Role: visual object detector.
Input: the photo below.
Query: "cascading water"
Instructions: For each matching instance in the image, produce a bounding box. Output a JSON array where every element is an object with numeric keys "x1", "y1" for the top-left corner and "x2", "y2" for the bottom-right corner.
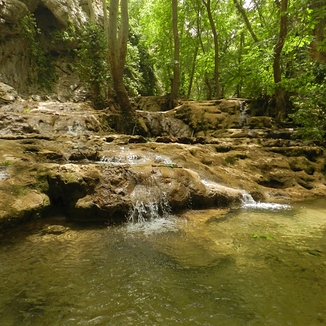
[
  {"x1": 125, "y1": 168, "x2": 180, "y2": 235},
  {"x1": 98, "y1": 146, "x2": 179, "y2": 233},
  {"x1": 241, "y1": 191, "x2": 291, "y2": 210},
  {"x1": 128, "y1": 185, "x2": 171, "y2": 223},
  {"x1": 238, "y1": 100, "x2": 250, "y2": 127},
  {"x1": 99, "y1": 146, "x2": 291, "y2": 231},
  {"x1": 99, "y1": 147, "x2": 175, "y2": 166}
]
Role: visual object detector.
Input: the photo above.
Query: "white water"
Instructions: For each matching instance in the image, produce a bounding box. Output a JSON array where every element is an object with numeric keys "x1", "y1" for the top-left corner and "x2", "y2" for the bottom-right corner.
[
  {"x1": 126, "y1": 216, "x2": 179, "y2": 235},
  {"x1": 127, "y1": 177, "x2": 291, "y2": 236},
  {"x1": 240, "y1": 192, "x2": 291, "y2": 211},
  {"x1": 126, "y1": 191, "x2": 178, "y2": 235},
  {"x1": 100, "y1": 147, "x2": 175, "y2": 166}
]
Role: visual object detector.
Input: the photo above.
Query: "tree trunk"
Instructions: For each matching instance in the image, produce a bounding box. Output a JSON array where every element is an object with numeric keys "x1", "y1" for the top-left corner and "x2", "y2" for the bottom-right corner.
[
  {"x1": 87, "y1": 0, "x2": 95, "y2": 24},
  {"x1": 236, "y1": 31, "x2": 244, "y2": 97},
  {"x1": 273, "y1": 0, "x2": 288, "y2": 121},
  {"x1": 310, "y1": 1, "x2": 326, "y2": 63},
  {"x1": 102, "y1": 0, "x2": 109, "y2": 44},
  {"x1": 171, "y1": 0, "x2": 180, "y2": 107},
  {"x1": 233, "y1": 0, "x2": 259, "y2": 43},
  {"x1": 187, "y1": 44, "x2": 199, "y2": 99},
  {"x1": 108, "y1": 0, "x2": 135, "y2": 133},
  {"x1": 202, "y1": 0, "x2": 221, "y2": 98},
  {"x1": 101, "y1": 0, "x2": 114, "y2": 100}
]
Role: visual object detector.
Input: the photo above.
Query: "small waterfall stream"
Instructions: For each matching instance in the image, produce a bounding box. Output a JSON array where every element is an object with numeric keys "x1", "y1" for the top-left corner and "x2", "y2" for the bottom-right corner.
[
  {"x1": 128, "y1": 185, "x2": 171, "y2": 223},
  {"x1": 98, "y1": 146, "x2": 291, "y2": 231},
  {"x1": 126, "y1": 181, "x2": 178, "y2": 235},
  {"x1": 240, "y1": 191, "x2": 291, "y2": 210}
]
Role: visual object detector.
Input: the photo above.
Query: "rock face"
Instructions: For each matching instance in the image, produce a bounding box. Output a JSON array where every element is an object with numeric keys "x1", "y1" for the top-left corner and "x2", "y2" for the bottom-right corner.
[
  {"x1": 0, "y1": 96, "x2": 325, "y2": 231},
  {"x1": 0, "y1": 0, "x2": 29, "y2": 23},
  {"x1": 0, "y1": 82, "x2": 19, "y2": 103},
  {"x1": 0, "y1": 0, "x2": 96, "y2": 98},
  {"x1": 1, "y1": 2, "x2": 324, "y2": 232}
]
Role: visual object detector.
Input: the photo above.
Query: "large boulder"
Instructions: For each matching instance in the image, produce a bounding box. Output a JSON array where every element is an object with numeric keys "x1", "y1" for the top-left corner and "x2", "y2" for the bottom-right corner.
[
  {"x1": 43, "y1": 162, "x2": 244, "y2": 222},
  {"x1": 0, "y1": 0, "x2": 29, "y2": 23},
  {"x1": 0, "y1": 82, "x2": 19, "y2": 104}
]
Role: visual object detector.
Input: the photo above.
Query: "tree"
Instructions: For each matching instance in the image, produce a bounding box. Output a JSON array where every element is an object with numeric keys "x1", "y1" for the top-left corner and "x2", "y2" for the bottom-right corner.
[
  {"x1": 273, "y1": 0, "x2": 288, "y2": 120},
  {"x1": 202, "y1": 0, "x2": 221, "y2": 98},
  {"x1": 171, "y1": 0, "x2": 180, "y2": 105},
  {"x1": 108, "y1": 0, "x2": 135, "y2": 133},
  {"x1": 310, "y1": 0, "x2": 326, "y2": 63},
  {"x1": 76, "y1": 23, "x2": 109, "y2": 106},
  {"x1": 88, "y1": 0, "x2": 95, "y2": 23},
  {"x1": 233, "y1": 0, "x2": 259, "y2": 43}
]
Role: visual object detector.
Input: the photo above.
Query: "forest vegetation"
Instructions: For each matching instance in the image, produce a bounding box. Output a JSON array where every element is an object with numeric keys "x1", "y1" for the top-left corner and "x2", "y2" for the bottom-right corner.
[{"x1": 19, "y1": 0, "x2": 326, "y2": 137}]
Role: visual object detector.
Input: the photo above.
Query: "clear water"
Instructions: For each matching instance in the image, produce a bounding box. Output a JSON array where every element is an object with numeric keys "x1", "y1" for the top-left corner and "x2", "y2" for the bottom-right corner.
[{"x1": 0, "y1": 199, "x2": 325, "y2": 326}]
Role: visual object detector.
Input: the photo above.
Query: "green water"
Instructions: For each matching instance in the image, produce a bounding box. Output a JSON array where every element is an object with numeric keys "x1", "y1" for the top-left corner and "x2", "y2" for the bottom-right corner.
[{"x1": 0, "y1": 199, "x2": 325, "y2": 326}]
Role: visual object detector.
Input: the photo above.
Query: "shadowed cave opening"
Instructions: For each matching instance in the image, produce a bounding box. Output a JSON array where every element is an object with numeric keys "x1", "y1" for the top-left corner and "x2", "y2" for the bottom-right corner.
[{"x1": 33, "y1": 5, "x2": 65, "y2": 53}]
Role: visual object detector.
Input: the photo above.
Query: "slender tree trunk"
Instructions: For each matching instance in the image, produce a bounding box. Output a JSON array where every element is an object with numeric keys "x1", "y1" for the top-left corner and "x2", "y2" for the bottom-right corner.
[
  {"x1": 108, "y1": 0, "x2": 135, "y2": 133},
  {"x1": 102, "y1": 0, "x2": 109, "y2": 43},
  {"x1": 187, "y1": 44, "x2": 199, "y2": 99},
  {"x1": 310, "y1": 1, "x2": 326, "y2": 63},
  {"x1": 205, "y1": 76, "x2": 213, "y2": 100},
  {"x1": 233, "y1": 0, "x2": 259, "y2": 43},
  {"x1": 101, "y1": 0, "x2": 114, "y2": 100},
  {"x1": 273, "y1": 0, "x2": 288, "y2": 121},
  {"x1": 87, "y1": 0, "x2": 95, "y2": 23},
  {"x1": 202, "y1": 0, "x2": 221, "y2": 98},
  {"x1": 236, "y1": 31, "x2": 244, "y2": 97},
  {"x1": 171, "y1": 0, "x2": 180, "y2": 107}
]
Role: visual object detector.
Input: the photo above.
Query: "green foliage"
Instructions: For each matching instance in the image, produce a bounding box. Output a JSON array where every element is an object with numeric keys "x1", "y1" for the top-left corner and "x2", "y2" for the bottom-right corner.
[
  {"x1": 1, "y1": 161, "x2": 12, "y2": 166},
  {"x1": 20, "y1": 13, "x2": 56, "y2": 91},
  {"x1": 137, "y1": 0, "x2": 174, "y2": 94},
  {"x1": 124, "y1": 42, "x2": 143, "y2": 96},
  {"x1": 75, "y1": 21, "x2": 156, "y2": 105},
  {"x1": 17, "y1": 0, "x2": 326, "y2": 139},
  {"x1": 289, "y1": 63, "x2": 326, "y2": 140},
  {"x1": 51, "y1": 19, "x2": 77, "y2": 44},
  {"x1": 75, "y1": 24, "x2": 110, "y2": 107},
  {"x1": 131, "y1": 0, "x2": 325, "y2": 109},
  {"x1": 252, "y1": 233, "x2": 274, "y2": 240},
  {"x1": 125, "y1": 31, "x2": 158, "y2": 96}
]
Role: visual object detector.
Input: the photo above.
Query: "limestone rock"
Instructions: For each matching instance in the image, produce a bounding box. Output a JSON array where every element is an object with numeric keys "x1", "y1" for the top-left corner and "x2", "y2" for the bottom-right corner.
[
  {"x1": 0, "y1": 189, "x2": 50, "y2": 230},
  {"x1": 0, "y1": 82, "x2": 19, "y2": 103},
  {"x1": 137, "y1": 111, "x2": 193, "y2": 137},
  {"x1": 0, "y1": 99, "x2": 325, "y2": 231},
  {"x1": 0, "y1": 0, "x2": 29, "y2": 23}
]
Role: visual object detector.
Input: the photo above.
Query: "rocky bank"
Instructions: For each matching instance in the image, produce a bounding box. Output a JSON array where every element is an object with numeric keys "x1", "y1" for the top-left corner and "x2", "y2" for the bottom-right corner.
[
  {"x1": 0, "y1": 1, "x2": 325, "y2": 232},
  {"x1": 0, "y1": 90, "x2": 325, "y2": 231}
]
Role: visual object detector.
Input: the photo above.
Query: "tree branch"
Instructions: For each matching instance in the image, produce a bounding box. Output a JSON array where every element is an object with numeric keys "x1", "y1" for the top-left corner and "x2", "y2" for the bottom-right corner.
[{"x1": 233, "y1": 0, "x2": 259, "y2": 43}]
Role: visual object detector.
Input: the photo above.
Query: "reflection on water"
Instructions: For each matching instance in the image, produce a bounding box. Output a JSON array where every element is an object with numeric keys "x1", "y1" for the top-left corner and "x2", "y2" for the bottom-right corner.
[{"x1": 0, "y1": 199, "x2": 325, "y2": 325}]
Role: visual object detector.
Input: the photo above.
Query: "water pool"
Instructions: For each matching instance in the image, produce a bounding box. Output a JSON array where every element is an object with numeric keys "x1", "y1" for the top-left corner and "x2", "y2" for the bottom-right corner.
[{"x1": 0, "y1": 199, "x2": 325, "y2": 325}]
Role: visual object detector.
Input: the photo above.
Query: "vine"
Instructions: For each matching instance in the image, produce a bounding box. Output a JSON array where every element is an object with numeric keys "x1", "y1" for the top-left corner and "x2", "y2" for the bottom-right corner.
[
  {"x1": 75, "y1": 23, "x2": 111, "y2": 108},
  {"x1": 20, "y1": 13, "x2": 56, "y2": 91}
]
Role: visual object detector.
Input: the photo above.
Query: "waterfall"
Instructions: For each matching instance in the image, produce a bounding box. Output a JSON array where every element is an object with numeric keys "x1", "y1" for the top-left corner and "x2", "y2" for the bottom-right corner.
[
  {"x1": 128, "y1": 189, "x2": 171, "y2": 224},
  {"x1": 241, "y1": 192, "x2": 291, "y2": 210},
  {"x1": 126, "y1": 184, "x2": 177, "y2": 235},
  {"x1": 128, "y1": 172, "x2": 172, "y2": 224},
  {"x1": 238, "y1": 100, "x2": 249, "y2": 127}
]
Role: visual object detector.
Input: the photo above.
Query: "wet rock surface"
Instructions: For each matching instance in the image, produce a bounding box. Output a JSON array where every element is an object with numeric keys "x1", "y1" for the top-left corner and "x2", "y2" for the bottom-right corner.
[{"x1": 0, "y1": 97, "x2": 325, "y2": 231}]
